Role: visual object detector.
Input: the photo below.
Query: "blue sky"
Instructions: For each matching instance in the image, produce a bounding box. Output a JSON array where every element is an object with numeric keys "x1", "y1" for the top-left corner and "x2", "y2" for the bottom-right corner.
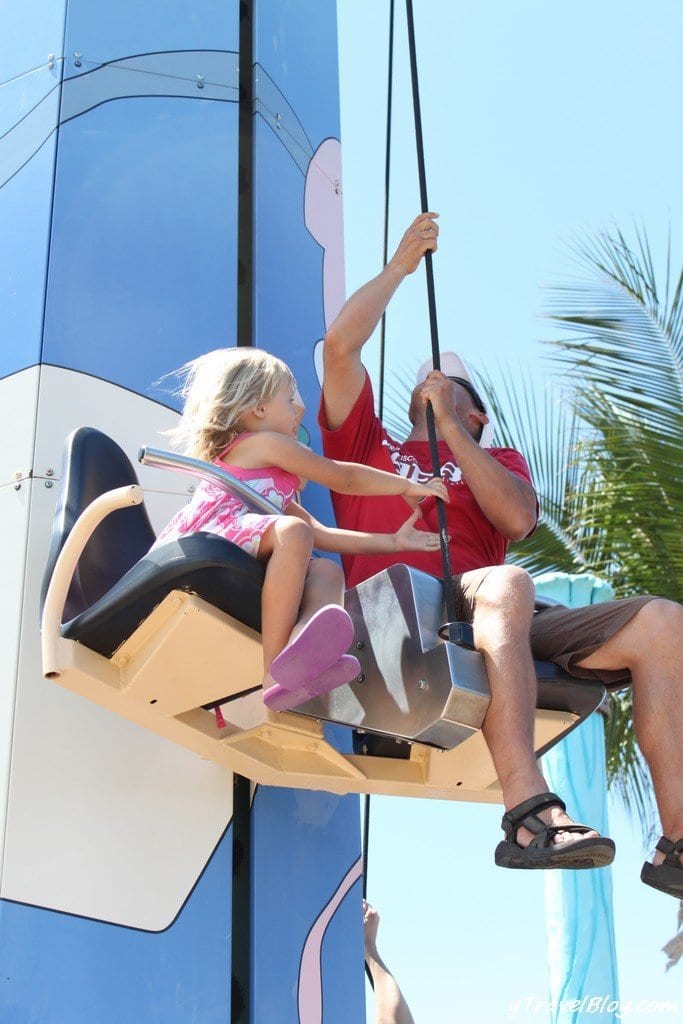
[{"x1": 336, "y1": 2, "x2": 683, "y2": 1021}]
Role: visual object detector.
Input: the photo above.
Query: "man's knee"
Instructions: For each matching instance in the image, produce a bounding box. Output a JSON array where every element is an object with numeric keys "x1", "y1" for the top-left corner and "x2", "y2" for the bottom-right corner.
[
  {"x1": 471, "y1": 567, "x2": 535, "y2": 653},
  {"x1": 629, "y1": 598, "x2": 683, "y2": 648},
  {"x1": 588, "y1": 598, "x2": 683, "y2": 672},
  {"x1": 475, "y1": 565, "x2": 535, "y2": 617}
]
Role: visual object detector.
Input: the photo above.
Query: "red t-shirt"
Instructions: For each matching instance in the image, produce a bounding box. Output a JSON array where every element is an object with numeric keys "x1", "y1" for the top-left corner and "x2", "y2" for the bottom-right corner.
[{"x1": 318, "y1": 373, "x2": 537, "y2": 587}]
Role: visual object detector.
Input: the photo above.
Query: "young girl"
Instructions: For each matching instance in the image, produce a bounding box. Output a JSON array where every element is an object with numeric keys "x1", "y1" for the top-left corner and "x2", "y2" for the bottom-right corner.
[{"x1": 154, "y1": 348, "x2": 448, "y2": 712}]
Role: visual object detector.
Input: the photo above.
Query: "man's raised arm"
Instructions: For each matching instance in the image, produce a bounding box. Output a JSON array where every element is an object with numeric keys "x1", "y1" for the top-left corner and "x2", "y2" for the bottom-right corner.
[{"x1": 322, "y1": 212, "x2": 439, "y2": 430}]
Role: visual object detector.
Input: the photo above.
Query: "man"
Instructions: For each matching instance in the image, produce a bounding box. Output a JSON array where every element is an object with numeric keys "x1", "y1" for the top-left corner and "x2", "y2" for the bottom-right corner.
[{"x1": 319, "y1": 213, "x2": 683, "y2": 895}]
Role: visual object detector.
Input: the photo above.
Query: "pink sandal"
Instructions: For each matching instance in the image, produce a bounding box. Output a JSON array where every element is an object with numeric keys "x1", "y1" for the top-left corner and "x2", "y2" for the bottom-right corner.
[
  {"x1": 264, "y1": 654, "x2": 361, "y2": 712},
  {"x1": 269, "y1": 605, "x2": 354, "y2": 690}
]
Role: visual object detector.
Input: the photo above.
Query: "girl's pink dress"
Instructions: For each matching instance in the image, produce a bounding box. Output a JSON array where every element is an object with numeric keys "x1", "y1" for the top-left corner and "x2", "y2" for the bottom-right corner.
[{"x1": 153, "y1": 434, "x2": 299, "y2": 558}]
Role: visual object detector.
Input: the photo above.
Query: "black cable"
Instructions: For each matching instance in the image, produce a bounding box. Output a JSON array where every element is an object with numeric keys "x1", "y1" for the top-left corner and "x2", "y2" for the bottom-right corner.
[
  {"x1": 377, "y1": 0, "x2": 395, "y2": 422},
  {"x1": 362, "y1": 794, "x2": 370, "y2": 900},
  {"x1": 362, "y1": 794, "x2": 375, "y2": 990},
  {"x1": 231, "y1": 774, "x2": 252, "y2": 1024},
  {"x1": 367, "y1": 0, "x2": 391, "y2": 988},
  {"x1": 404, "y1": 0, "x2": 458, "y2": 635},
  {"x1": 237, "y1": 0, "x2": 254, "y2": 348},
  {"x1": 231, "y1": 5, "x2": 254, "y2": 1023}
]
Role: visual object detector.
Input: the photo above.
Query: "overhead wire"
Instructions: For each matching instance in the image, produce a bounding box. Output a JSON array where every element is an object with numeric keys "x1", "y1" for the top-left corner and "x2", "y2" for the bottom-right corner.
[
  {"x1": 0, "y1": 51, "x2": 342, "y2": 193},
  {"x1": 363, "y1": 3, "x2": 396, "y2": 988},
  {"x1": 0, "y1": 58, "x2": 63, "y2": 90},
  {"x1": 377, "y1": 0, "x2": 395, "y2": 422},
  {"x1": 362, "y1": 793, "x2": 374, "y2": 989},
  {"x1": 67, "y1": 53, "x2": 336, "y2": 185}
]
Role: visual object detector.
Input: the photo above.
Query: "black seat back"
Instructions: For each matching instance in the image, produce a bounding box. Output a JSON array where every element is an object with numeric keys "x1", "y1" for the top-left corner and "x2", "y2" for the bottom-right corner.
[{"x1": 41, "y1": 427, "x2": 157, "y2": 621}]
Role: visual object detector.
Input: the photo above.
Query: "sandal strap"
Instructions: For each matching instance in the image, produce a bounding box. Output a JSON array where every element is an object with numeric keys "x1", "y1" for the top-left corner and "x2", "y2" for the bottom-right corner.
[
  {"x1": 502, "y1": 792, "x2": 565, "y2": 829},
  {"x1": 655, "y1": 835, "x2": 683, "y2": 867},
  {"x1": 527, "y1": 822, "x2": 595, "y2": 851},
  {"x1": 501, "y1": 792, "x2": 567, "y2": 843}
]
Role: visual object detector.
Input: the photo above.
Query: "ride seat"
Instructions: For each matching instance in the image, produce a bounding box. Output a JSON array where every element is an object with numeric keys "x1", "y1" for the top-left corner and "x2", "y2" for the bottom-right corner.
[
  {"x1": 41, "y1": 427, "x2": 264, "y2": 657},
  {"x1": 40, "y1": 426, "x2": 606, "y2": 802}
]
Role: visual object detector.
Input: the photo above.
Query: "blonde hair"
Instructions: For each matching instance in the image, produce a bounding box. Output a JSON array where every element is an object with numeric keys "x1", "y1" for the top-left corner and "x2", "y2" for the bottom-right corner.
[{"x1": 166, "y1": 348, "x2": 296, "y2": 462}]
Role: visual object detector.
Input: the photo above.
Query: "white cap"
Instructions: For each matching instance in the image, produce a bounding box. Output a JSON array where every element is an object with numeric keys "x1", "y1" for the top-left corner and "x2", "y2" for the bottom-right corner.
[
  {"x1": 416, "y1": 351, "x2": 495, "y2": 448},
  {"x1": 416, "y1": 351, "x2": 473, "y2": 386}
]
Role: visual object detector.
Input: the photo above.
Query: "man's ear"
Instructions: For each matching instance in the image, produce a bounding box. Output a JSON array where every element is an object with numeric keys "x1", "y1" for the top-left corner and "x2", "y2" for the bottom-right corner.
[
  {"x1": 466, "y1": 410, "x2": 487, "y2": 444},
  {"x1": 468, "y1": 410, "x2": 489, "y2": 436}
]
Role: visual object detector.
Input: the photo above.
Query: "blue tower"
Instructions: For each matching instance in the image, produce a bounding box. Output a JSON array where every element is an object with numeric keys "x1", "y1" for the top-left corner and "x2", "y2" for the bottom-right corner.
[{"x1": 0, "y1": 2, "x2": 364, "y2": 1020}]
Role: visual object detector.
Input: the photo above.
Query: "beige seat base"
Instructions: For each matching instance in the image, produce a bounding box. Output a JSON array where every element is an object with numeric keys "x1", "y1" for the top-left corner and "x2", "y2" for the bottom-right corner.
[{"x1": 45, "y1": 590, "x2": 581, "y2": 803}]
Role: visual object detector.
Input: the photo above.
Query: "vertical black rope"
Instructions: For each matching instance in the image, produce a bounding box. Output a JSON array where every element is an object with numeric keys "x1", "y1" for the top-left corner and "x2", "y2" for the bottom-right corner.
[
  {"x1": 237, "y1": 0, "x2": 254, "y2": 347},
  {"x1": 232, "y1": 3, "x2": 254, "y2": 1022},
  {"x1": 362, "y1": 794, "x2": 374, "y2": 990},
  {"x1": 231, "y1": 775, "x2": 252, "y2": 1024},
  {"x1": 368, "y1": 4, "x2": 389, "y2": 992},
  {"x1": 405, "y1": 0, "x2": 440, "y2": 369},
  {"x1": 404, "y1": 0, "x2": 458, "y2": 634},
  {"x1": 361, "y1": 794, "x2": 370, "y2": 900},
  {"x1": 377, "y1": 0, "x2": 395, "y2": 422}
]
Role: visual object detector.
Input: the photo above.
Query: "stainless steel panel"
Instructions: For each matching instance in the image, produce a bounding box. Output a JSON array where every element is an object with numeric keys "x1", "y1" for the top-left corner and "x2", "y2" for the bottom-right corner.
[{"x1": 296, "y1": 564, "x2": 491, "y2": 750}]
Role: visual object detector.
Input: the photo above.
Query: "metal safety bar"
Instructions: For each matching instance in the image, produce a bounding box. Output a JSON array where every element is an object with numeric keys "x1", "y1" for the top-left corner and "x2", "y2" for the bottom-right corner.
[{"x1": 138, "y1": 446, "x2": 281, "y2": 516}]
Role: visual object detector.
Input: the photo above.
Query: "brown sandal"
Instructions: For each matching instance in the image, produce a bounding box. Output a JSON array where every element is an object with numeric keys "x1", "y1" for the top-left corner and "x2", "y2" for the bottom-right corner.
[
  {"x1": 641, "y1": 836, "x2": 683, "y2": 898},
  {"x1": 494, "y1": 792, "x2": 616, "y2": 870}
]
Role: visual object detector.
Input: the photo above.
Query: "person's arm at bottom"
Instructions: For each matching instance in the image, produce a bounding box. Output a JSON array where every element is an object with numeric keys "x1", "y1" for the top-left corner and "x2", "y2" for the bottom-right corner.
[{"x1": 364, "y1": 901, "x2": 416, "y2": 1024}]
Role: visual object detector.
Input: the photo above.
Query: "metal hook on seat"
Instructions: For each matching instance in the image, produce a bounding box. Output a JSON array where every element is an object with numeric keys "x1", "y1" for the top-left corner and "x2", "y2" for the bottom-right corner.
[{"x1": 438, "y1": 621, "x2": 475, "y2": 650}]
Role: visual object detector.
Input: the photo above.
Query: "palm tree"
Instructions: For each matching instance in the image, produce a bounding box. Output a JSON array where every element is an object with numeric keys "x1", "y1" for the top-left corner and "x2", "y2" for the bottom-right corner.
[
  {"x1": 383, "y1": 224, "x2": 682, "y2": 831},
  {"x1": 477, "y1": 225, "x2": 683, "y2": 834},
  {"x1": 383, "y1": 226, "x2": 683, "y2": 969}
]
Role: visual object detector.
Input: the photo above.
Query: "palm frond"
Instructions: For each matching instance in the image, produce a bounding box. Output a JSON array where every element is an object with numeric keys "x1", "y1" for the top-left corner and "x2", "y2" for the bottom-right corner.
[
  {"x1": 545, "y1": 226, "x2": 683, "y2": 437},
  {"x1": 474, "y1": 365, "x2": 603, "y2": 576},
  {"x1": 543, "y1": 227, "x2": 683, "y2": 602},
  {"x1": 381, "y1": 371, "x2": 415, "y2": 442},
  {"x1": 381, "y1": 229, "x2": 683, "y2": 833},
  {"x1": 542, "y1": 224, "x2": 683, "y2": 826}
]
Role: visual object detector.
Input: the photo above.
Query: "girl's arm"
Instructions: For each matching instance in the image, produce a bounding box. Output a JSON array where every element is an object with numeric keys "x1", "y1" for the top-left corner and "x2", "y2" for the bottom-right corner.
[
  {"x1": 235, "y1": 433, "x2": 449, "y2": 504},
  {"x1": 286, "y1": 503, "x2": 444, "y2": 556}
]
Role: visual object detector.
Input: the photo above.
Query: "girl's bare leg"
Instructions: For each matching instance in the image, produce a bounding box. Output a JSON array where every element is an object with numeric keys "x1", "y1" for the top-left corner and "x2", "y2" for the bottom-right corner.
[
  {"x1": 258, "y1": 519, "x2": 350, "y2": 693},
  {"x1": 290, "y1": 557, "x2": 346, "y2": 642},
  {"x1": 257, "y1": 517, "x2": 314, "y2": 678}
]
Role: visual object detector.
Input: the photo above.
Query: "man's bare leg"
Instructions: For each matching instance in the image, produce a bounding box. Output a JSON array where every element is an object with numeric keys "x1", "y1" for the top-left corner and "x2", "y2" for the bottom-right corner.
[
  {"x1": 472, "y1": 566, "x2": 601, "y2": 849},
  {"x1": 576, "y1": 598, "x2": 683, "y2": 869}
]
